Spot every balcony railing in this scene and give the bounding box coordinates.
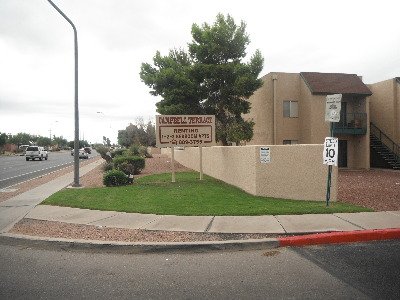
[333,112,367,135]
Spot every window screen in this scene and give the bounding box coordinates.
[283,101,298,118]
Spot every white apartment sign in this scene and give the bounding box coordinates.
[323,137,338,166]
[260,147,271,163]
[325,94,342,122]
[156,115,216,148]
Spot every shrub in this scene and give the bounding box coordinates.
[103,169,128,187]
[96,145,109,158]
[129,144,140,156]
[118,162,135,175]
[143,147,153,158]
[113,155,145,175]
[129,145,151,157]
[112,148,125,158]
[122,149,133,157]
[96,145,112,162]
[103,162,114,172]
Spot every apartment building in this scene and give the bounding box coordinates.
[368,77,400,144]
[368,77,400,168]
[245,72,372,169]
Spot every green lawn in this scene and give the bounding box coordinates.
[42,172,372,216]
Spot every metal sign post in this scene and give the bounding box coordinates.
[324,129,338,206]
[199,146,203,180]
[323,94,342,206]
[171,146,176,183]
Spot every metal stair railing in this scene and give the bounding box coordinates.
[370,122,400,162]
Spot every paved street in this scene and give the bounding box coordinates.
[0,150,98,189]
[0,159,104,233]
[0,240,398,299]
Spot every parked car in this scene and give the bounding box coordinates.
[84,147,92,154]
[25,146,48,161]
[78,149,89,159]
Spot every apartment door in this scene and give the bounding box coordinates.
[338,140,348,167]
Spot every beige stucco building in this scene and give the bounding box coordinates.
[367,77,400,169]
[245,72,374,169]
[368,77,400,145]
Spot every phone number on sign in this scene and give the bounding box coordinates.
[175,139,206,145]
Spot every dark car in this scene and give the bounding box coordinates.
[84,147,92,154]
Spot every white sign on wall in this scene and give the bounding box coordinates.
[156,115,216,148]
[325,94,342,122]
[260,147,271,163]
[323,137,338,166]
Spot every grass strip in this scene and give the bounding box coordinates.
[43,172,372,216]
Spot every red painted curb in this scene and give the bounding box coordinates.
[278,228,400,247]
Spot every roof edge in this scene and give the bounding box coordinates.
[300,72,372,96]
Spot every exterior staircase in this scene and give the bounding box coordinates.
[370,122,400,170]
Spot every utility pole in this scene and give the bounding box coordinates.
[47,0,80,187]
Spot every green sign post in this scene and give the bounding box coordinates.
[324,94,342,206]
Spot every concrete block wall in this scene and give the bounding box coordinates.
[162,145,337,202]
[255,145,337,201]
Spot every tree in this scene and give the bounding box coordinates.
[0,132,7,148]
[117,119,156,147]
[145,121,156,147]
[140,13,264,145]
[8,132,33,147]
[36,136,52,147]
[52,136,68,148]
[102,136,111,147]
[140,49,205,115]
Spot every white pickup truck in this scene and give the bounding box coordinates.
[25,146,48,161]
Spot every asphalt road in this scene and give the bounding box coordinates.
[0,150,99,189]
[0,240,398,299]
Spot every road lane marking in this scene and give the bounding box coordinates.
[0,156,99,190]
[0,161,73,182]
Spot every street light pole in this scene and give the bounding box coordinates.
[97,111,105,144]
[47,0,80,187]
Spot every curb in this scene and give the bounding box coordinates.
[2,229,399,254]
[278,229,400,247]
[0,233,279,254]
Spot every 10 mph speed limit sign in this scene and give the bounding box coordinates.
[323,137,338,166]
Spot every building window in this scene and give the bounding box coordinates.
[283,140,298,145]
[283,101,298,118]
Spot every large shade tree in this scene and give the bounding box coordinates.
[140,14,264,145]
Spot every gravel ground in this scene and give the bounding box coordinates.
[12,218,280,242]
[338,169,400,211]
[8,154,400,242]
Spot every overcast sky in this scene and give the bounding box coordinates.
[1,0,399,144]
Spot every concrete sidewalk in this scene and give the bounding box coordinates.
[22,205,400,234]
[0,158,399,252]
[0,158,104,233]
